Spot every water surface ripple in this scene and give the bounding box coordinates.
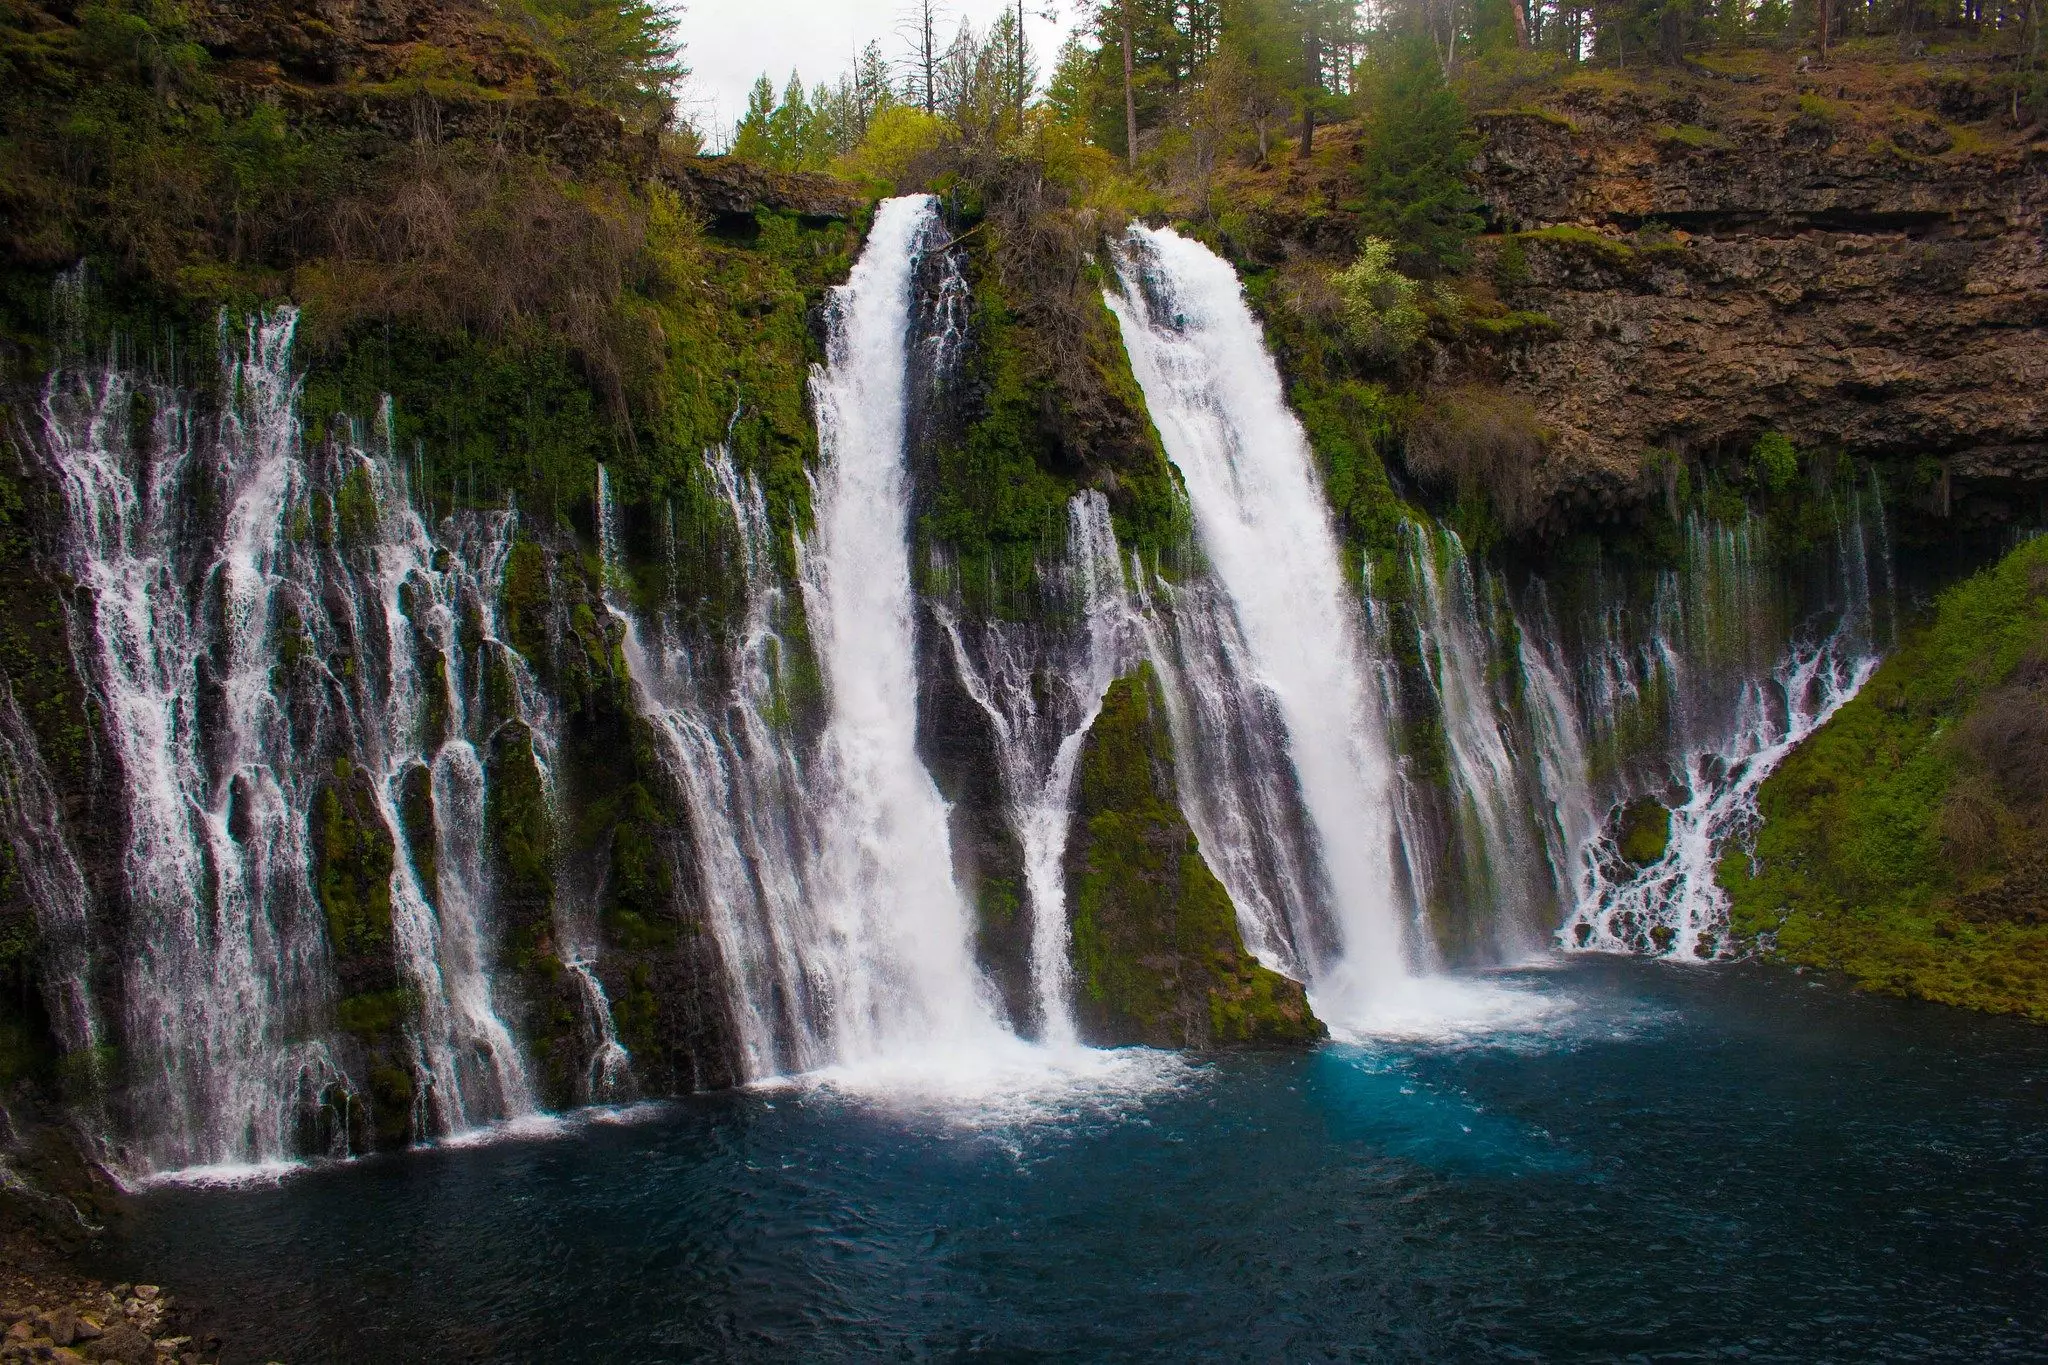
[122,960,2048,1362]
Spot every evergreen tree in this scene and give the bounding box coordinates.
[730,74,780,160]
[1354,37,1482,272]
[523,0,687,129]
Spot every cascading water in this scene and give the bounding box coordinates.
[935,492,1138,1044]
[601,451,830,1080]
[1403,523,1559,960]
[1108,225,1409,1025]
[1550,485,1892,958]
[33,310,550,1176]
[41,316,345,1174]
[342,456,539,1136]
[795,194,1010,1064]
[1126,570,1329,974]
[603,197,1030,1079]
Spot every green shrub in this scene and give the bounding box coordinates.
[1332,238,1428,359]
[1751,431,1799,493]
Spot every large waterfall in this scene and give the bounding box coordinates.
[0,210,1910,1179]
[794,195,1010,1065]
[599,197,1160,1091]
[1107,226,1411,1028]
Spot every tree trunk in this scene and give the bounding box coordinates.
[1122,0,1139,170]
[922,0,938,116]
[1513,0,1532,48]
[1015,0,1028,126]
[1299,25,1319,159]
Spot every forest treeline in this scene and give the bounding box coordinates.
[719,0,2047,182]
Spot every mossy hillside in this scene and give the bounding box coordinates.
[920,212,1182,621]
[1721,534,2048,1020]
[1066,665,1323,1048]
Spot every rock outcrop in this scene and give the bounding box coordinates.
[1064,666,1324,1049]
[1469,57,2048,534]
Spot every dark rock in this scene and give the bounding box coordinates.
[80,1325,152,1365]
[662,157,862,223]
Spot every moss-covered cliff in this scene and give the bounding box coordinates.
[1722,533,2048,1020]
[1065,666,1323,1048]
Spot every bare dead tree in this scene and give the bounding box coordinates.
[1121,0,1138,169]
[897,0,946,115]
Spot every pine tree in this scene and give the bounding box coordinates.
[1355,37,1482,272]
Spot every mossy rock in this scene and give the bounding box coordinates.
[1065,665,1324,1049]
[1616,797,1673,868]
[486,724,555,920]
[312,759,399,994]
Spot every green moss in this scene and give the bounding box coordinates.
[333,462,380,546]
[1722,535,2048,1020]
[336,989,416,1042]
[397,763,438,902]
[487,726,555,912]
[1751,431,1800,494]
[1657,123,1734,150]
[312,760,396,966]
[1617,798,1673,867]
[1464,309,1562,344]
[919,231,1180,619]
[1068,665,1324,1048]
[1517,224,1640,269]
[501,540,552,667]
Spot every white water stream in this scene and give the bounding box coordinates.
[1107,225,1410,1029]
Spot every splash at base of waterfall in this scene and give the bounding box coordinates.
[770,1039,1197,1128]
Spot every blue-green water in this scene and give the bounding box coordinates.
[123,960,2048,1362]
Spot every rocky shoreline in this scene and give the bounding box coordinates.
[0,1275,217,1365]
[0,1168,229,1365]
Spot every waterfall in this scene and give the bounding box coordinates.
[796,194,1008,1063]
[41,316,344,1174]
[601,453,831,1080]
[1127,571,1329,975]
[603,197,1024,1078]
[1556,486,1891,958]
[1402,524,1561,960]
[935,492,1138,1044]
[35,310,542,1176]
[1107,225,1409,1026]
[347,469,538,1136]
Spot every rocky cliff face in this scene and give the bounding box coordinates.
[1471,56,2048,535]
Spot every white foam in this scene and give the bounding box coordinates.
[135,1159,306,1191]
[782,1038,1198,1129]
[1313,972,1582,1047]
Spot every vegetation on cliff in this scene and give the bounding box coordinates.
[1066,666,1324,1047]
[1722,534,2048,1019]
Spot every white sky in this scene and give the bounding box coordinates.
[678,1,1087,146]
